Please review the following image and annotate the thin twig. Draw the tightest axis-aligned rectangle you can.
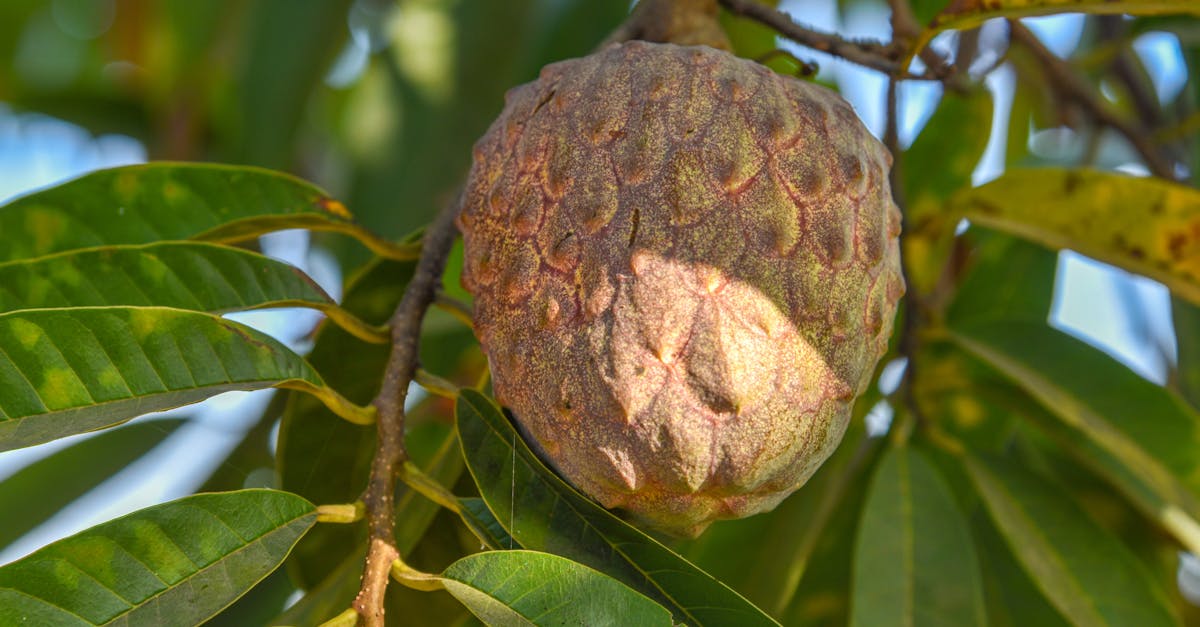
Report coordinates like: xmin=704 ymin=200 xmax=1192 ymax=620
xmin=1009 ymin=21 xmax=1177 ymax=180
xmin=719 ymin=0 xmax=909 ymax=77
xmin=1097 ymin=16 xmax=1186 ymax=173
xmin=885 ymin=0 xmax=957 ymax=83
xmin=353 ymin=190 xmax=463 ymax=627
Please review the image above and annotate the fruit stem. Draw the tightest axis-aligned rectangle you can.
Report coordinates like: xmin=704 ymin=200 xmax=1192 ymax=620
xmin=603 ymin=0 xmax=731 ymax=50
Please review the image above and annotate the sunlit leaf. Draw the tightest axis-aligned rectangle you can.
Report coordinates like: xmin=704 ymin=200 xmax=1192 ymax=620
xmin=439 ymin=550 xmax=672 ymax=627
xmin=0 ymin=241 xmax=384 ymax=341
xmin=951 ymin=320 xmax=1200 ymax=554
xmin=0 ymin=418 xmax=184 ymax=550
xmin=0 ymin=489 xmax=315 ymax=626
xmin=0 ymin=163 xmax=413 ymax=263
xmin=951 ymin=169 xmax=1200 ymax=306
xmin=0 ymin=306 xmax=365 ymax=452
xmin=963 ymin=454 xmax=1178 ymax=626
xmin=851 ymin=446 xmax=986 ymax=626
xmin=455 ymin=389 xmax=779 ymax=626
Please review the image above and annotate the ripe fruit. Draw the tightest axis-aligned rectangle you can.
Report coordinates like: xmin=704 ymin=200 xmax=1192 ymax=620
xmin=458 ymin=41 xmax=904 ymax=537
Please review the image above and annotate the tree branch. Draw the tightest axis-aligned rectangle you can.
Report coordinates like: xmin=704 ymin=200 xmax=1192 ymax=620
xmin=353 ymin=190 xmax=462 ymax=627
xmin=718 ymin=0 xmax=909 ymax=77
xmin=1009 ymin=21 xmax=1177 ymax=180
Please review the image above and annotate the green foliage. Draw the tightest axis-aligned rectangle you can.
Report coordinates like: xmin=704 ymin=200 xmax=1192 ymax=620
xmin=0 ymin=306 xmax=358 ymax=451
xmin=0 ymin=489 xmax=315 ymax=626
xmin=964 ymin=455 xmax=1178 ymax=625
xmin=851 ymin=446 xmax=986 ymax=627
xmin=1 ymin=0 xmax=1200 ymax=625
xmin=0 ymin=163 xmax=412 ymax=262
xmin=439 ymin=550 xmax=674 ymax=626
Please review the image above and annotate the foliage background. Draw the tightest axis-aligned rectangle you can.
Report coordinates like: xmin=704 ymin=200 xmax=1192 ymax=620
xmin=1 ymin=0 xmax=1200 ymax=625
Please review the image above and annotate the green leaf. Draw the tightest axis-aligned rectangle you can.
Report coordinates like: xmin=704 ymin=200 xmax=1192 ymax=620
xmin=781 ymin=439 xmax=884 ymax=626
xmin=973 ymin=508 xmax=1070 ymax=627
xmin=0 ymin=306 xmax=365 ymax=452
xmin=440 ymin=550 xmax=673 ymax=627
xmin=0 ymin=489 xmax=316 ymax=626
xmin=909 ymin=0 xmax=949 ymax=25
xmin=0 ymin=163 xmax=412 ymax=263
xmin=204 ymin=569 xmax=296 ymax=627
xmin=719 ymin=0 xmax=798 ymax=75
xmin=395 ymin=420 xmax=469 ymax=556
xmin=947 ymin=230 xmax=1058 ymax=325
xmin=906 ymin=90 xmax=993 ymax=208
xmin=0 ymin=418 xmax=184 ymax=551
xmin=1172 ymin=297 xmax=1200 ymax=406
xmin=902 ymin=89 xmax=994 ymax=295
xmin=0 ymin=241 xmax=384 ymax=342
xmin=963 ymin=454 xmax=1178 ymax=626
xmin=950 ymin=320 xmax=1200 ymax=554
xmin=455 ymin=389 xmax=778 ymax=627
xmin=951 ymin=168 xmax=1200 ymax=307
xmin=460 ymin=496 xmax=519 ymax=551
xmin=850 ymin=446 xmax=986 ymax=627
xmin=227 ymin=0 xmax=353 ymax=169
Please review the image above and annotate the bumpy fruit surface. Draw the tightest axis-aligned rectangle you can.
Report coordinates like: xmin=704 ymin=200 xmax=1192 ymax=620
xmin=458 ymin=41 xmax=904 ymax=537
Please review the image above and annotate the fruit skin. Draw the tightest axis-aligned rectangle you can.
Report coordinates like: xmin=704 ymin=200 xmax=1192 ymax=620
xmin=458 ymin=41 xmax=904 ymax=537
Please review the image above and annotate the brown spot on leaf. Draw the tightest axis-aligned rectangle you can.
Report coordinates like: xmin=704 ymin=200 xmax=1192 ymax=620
xmin=316 ymin=197 xmax=351 ymax=220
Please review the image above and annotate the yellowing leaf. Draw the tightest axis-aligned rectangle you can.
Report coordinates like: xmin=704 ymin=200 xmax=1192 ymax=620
xmin=952 ymin=169 xmax=1200 ymax=306
xmin=911 ymin=1 xmax=1200 ymax=56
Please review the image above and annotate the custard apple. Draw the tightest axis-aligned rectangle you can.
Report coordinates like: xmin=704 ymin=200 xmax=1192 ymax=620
xmin=458 ymin=40 xmax=904 ymax=537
